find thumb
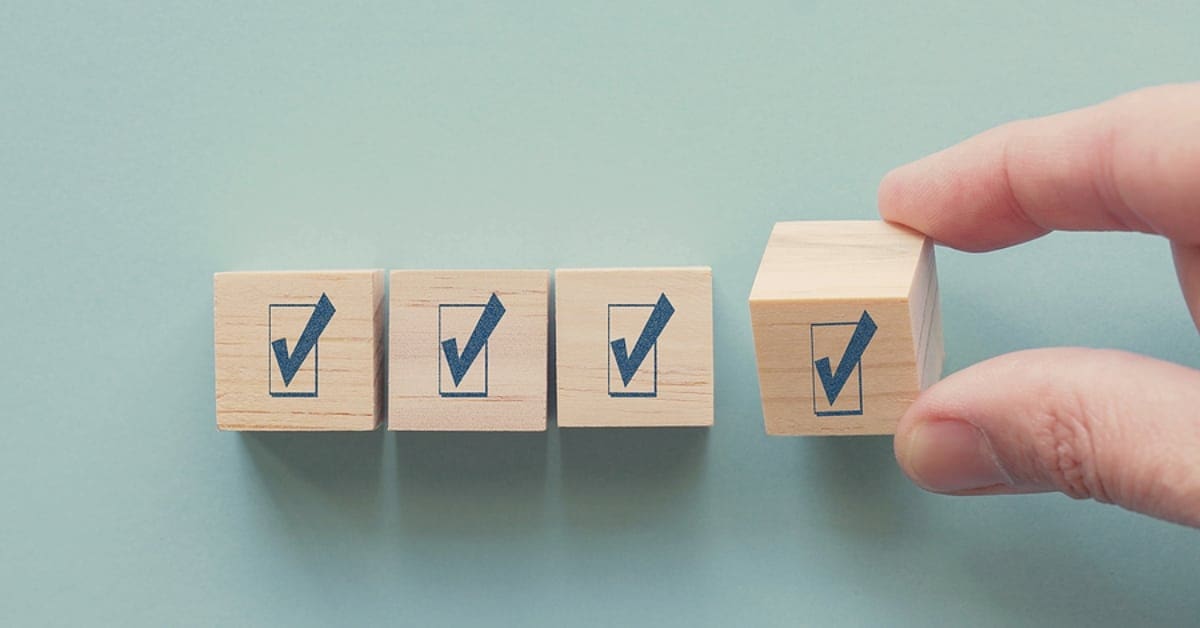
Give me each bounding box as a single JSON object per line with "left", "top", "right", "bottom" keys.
{"left": 895, "top": 348, "right": 1200, "bottom": 527}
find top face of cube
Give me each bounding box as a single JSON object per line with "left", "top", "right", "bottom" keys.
{"left": 749, "top": 221, "right": 928, "bottom": 302}
{"left": 213, "top": 270, "right": 384, "bottom": 431}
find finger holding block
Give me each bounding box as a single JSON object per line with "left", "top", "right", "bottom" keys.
{"left": 555, "top": 267, "right": 714, "bottom": 428}
{"left": 389, "top": 270, "right": 549, "bottom": 431}
{"left": 214, "top": 270, "right": 385, "bottom": 431}
{"left": 749, "top": 221, "right": 944, "bottom": 436}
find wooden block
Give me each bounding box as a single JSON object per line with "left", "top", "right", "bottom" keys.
{"left": 213, "top": 270, "right": 384, "bottom": 431}
{"left": 389, "top": 270, "right": 549, "bottom": 431}
{"left": 555, "top": 267, "right": 713, "bottom": 428}
{"left": 749, "top": 221, "right": 943, "bottom": 436}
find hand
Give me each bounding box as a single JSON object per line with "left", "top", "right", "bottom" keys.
{"left": 878, "top": 83, "right": 1200, "bottom": 527}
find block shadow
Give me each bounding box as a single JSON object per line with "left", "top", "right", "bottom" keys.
{"left": 795, "top": 434, "right": 922, "bottom": 541}
{"left": 559, "top": 427, "right": 709, "bottom": 533}
{"left": 392, "top": 430, "right": 550, "bottom": 538}
{"left": 240, "top": 430, "right": 385, "bottom": 531}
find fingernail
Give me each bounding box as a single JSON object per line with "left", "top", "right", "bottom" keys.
{"left": 905, "top": 420, "right": 1011, "bottom": 493}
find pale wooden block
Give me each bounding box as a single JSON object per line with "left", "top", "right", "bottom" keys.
{"left": 214, "top": 270, "right": 384, "bottom": 431}
{"left": 749, "top": 221, "right": 944, "bottom": 436}
{"left": 555, "top": 267, "right": 713, "bottom": 428}
{"left": 389, "top": 270, "right": 549, "bottom": 431}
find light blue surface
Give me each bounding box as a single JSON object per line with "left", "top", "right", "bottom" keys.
{"left": 3, "top": 3, "right": 1199, "bottom": 626}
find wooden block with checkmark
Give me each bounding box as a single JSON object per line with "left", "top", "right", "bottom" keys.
{"left": 555, "top": 267, "right": 713, "bottom": 427}
{"left": 213, "top": 270, "right": 385, "bottom": 431}
{"left": 389, "top": 270, "right": 550, "bottom": 431}
{"left": 749, "top": 221, "right": 943, "bottom": 436}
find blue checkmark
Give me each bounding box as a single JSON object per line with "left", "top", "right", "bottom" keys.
{"left": 813, "top": 310, "right": 877, "bottom": 405}
{"left": 441, "top": 293, "right": 506, "bottom": 387}
{"left": 271, "top": 293, "right": 336, "bottom": 388}
{"left": 611, "top": 293, "right": 675, "bottom": 387}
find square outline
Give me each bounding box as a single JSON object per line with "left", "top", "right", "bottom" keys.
{"left": 438, "top": 303, "right": 489, "bottom": 398}
{"left": 268, "top": 303, "right": 319, "bottom": 398}
{"left": 810, "top": 321, "right": 864, "bottom": 417}
{"left": 607, "top": 303, "right": 658, "bottom": 398}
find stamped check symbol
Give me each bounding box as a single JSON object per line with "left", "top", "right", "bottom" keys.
{"left": 611, "top": 293, "right": 675, "bottom": 387}
{"left": 814, "top": 310, "right": 877, "bottom": 405}
{"left": 442, "top": 293, "right": 506, "bottom": 387}
{"left": 271, "top": 293, "right": 336, "bottom": 387}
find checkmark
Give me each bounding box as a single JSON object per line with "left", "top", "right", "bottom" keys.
{"left": 442, "top": 293, "right": 506, "bottom": 387}
{"left": 271, "top": 293, "right": 336, "bottom": 387}
{"left": 813, "top": 310, "right": 877, "bottom": 405}
{"left": 611, "top": 293, "right": 675, "bottom": 387}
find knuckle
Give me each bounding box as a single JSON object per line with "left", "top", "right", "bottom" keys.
{"left": 1028, "top": 385, "right": 1113, "bottom": 503}
{"left": 994, "top": 122, "right": 1042, "bottom": 235}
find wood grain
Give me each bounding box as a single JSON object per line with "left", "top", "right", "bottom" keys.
{"left": 749, "top": 221, "right": 942, "bottom": 436}
{"left": 214, "top": 270, "right": 384, "bottom": 431}
{"left": 389, "top": 270, "right": 549, "bottom": 431}
{"left": 555, "top": 267, "right": 713, "bottom": 428}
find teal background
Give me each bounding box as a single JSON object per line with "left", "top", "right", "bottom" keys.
{"left": 3, "top": 2, "right": 1199, "bottom": 626}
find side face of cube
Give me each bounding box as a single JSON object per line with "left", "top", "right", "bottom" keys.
{"left": 555, "top": 267, "right": 714, "bottom": 428}
{"left": 213, "top": 270, "right": 385, "bottom": 431}
{"left": 751, "top": 298, "right": 919, "bottom": 435}
{"left": 388, "top": 270, "right": 550, "bottom": 431}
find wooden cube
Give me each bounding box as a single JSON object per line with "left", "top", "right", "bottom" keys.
{"left": 555, "top": 267, "right": 713, "bottom": 428}
{"left": 214, "top": 270, "right": 384, "bottom": 431}
{"left": 749, "top": 221, "right": 943, "bottom": 436}
{"left": 389, "top": 270, "right": 549, "bottom": 431}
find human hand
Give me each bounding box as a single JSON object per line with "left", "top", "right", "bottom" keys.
{"left": 878, "top": 83, "right": 1200, "bottom": 527}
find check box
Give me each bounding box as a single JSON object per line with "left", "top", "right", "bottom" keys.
{"left": 810, "top": 318, "right": 870, "bottom": 416}
{"left": 607, "top": 302, "right": 664, "bottom": 397}
{"left": 268, "top": 303, "right": 321, "bottom": 398}
{"left": 438, "top": 303, "right": 491, "bottom": 398}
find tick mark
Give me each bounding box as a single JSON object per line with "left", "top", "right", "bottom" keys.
{"left": 271, "top": 293, "right": 336, "bottom": 388}
{"left": 813, "top": 310, "right": 876, "bottom": 405}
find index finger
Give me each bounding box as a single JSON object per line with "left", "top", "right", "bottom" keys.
{"left": 878, "top": 83, "right": 1200, "bottom": 252}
